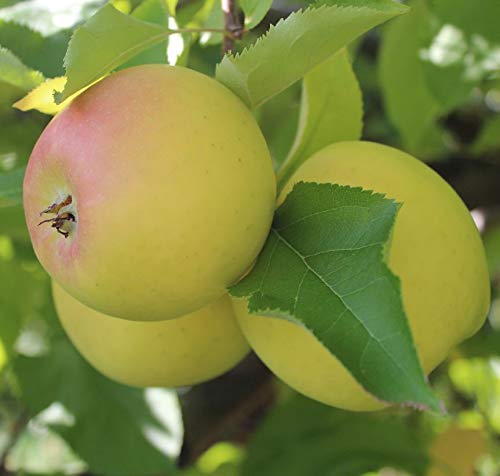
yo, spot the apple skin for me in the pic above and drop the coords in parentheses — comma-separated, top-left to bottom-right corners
(234, 141, 490, 411)
(427, 426, 488, 476)
(52, 282, 250, 387)
(24, 65, 276, 321)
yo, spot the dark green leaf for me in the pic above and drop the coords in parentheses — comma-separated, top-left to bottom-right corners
(231, 182, 440, 411)
(14, 336, 183, 475)
(244, 394, 430, 476)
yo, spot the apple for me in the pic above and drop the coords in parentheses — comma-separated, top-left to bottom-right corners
(52, 282, 250, 387)
(24, 64, 276, 321)
(234, 141, 490, 411)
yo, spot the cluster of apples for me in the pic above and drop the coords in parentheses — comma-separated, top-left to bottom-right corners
(24, 65, 490, 411)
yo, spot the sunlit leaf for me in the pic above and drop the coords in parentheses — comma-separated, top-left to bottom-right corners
(13, 77, 69, 115)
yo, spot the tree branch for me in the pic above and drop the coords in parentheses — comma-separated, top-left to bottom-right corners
(221, 0, 243, 53)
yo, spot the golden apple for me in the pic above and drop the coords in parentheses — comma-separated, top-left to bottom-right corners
(234, 141, 490, 411)
(24, 65, 275, 321)
(52, 282, 250, 387)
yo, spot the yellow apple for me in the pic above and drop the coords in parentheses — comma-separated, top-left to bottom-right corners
(234, 141, 490, 411)
(428, 426, 488, 476)
(24, 65, 276, 321)
(52, 282, 250, 387)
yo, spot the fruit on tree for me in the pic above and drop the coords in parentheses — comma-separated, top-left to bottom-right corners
(24, 64, 276, 321)
(427, 426, 488, 476)
(52, 282, 250, 387)
(233, 141, 490, 411)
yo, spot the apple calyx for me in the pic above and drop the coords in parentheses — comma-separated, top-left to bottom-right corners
(38, 195, 76, 239)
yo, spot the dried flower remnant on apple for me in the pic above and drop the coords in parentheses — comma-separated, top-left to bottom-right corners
(38, 195, 76, 239)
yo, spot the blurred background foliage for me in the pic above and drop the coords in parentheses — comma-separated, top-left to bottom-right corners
(0, 0, 499, 474)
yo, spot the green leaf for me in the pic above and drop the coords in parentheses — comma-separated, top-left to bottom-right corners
(0, 205, 29, 241)
(471, 115, 500, 158)
(198, 0, 223, 46)
(277, 48, 363, 189)
(256, 82, 301, 169)
(6, 423, 86, 475)
(14, 336, 183, 476)
(166, 0, 178, 16)
(0, 20, 70, 77)
(448, 357, 500, 433)
(0, 167, 24, 207)
(0, 257, 48, 360)
(215, 0, 407, 109)
(119, 0, 170, 69)
(379, 0, 445, 158)
(240, 0, 273, 29)
(419, 0, 500, 111)
(0, 0, 99, 35)
(244, 394, 430, 476)
(430, 0, 500, 45)
(57, 4, 171, 103)
(231, 182, 440, 411)
(0, 47, 43, 91)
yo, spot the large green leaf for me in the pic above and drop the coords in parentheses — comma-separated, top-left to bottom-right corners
(277, 48, 363, 189)
(0, 47, 43, 91)
(14, 336, 183, 475)
(57, 4, 171, 102)
(244, 394, 430, 476)
(215, 0, 407, 109)
(231, 182, 440, 411)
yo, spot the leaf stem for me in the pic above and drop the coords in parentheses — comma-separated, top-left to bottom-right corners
(174, 27, 244, 40)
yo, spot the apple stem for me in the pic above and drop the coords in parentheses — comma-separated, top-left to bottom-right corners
(221, 0, 243, 53)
